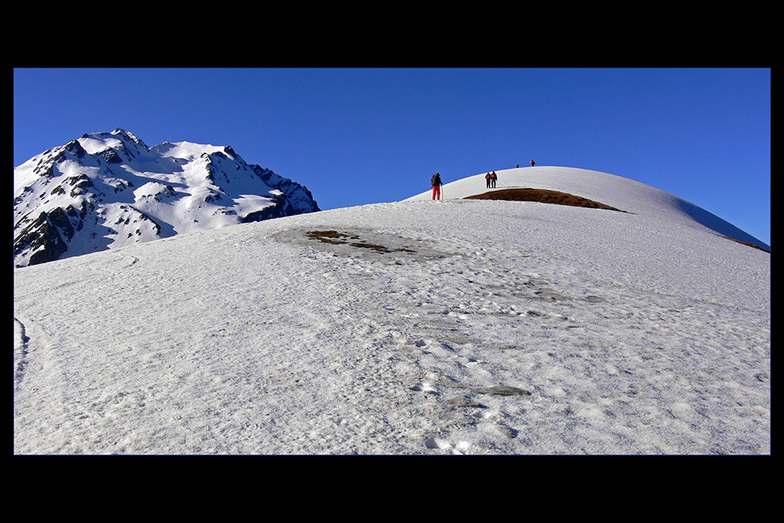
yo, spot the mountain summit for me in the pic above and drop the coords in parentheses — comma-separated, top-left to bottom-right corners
(407, 166, 770, 253)
(13, 129, 320, 267)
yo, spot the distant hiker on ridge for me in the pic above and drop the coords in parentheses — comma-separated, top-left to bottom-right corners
(431, 172, 442, 200)
(491, 171, 497, 188)
(485, 172, 492, 189)
(530, 160, 535, 167)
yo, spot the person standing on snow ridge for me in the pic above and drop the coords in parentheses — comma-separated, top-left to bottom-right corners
(530, 160, 535, 167)
(485, 172, 492, 189)
(491, 171, 497, 188)
(431, 172, 442, 200)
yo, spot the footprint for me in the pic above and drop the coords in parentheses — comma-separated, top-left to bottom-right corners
(469, 385, 532, 397)
(114, 251, 139, 268)
(493, 425, 518, 439)
(424, 437, 451, 450)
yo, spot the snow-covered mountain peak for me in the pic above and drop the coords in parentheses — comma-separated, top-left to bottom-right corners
(78, 128, 150, 158)
(151, 140, 231, 161)
(13, 130, 320, 267)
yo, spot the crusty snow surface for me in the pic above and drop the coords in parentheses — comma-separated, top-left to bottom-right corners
(13, 167, 770, 454)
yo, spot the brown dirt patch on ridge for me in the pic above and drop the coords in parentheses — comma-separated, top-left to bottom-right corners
(306, 230, 415, 253)
(465, 188, 628, 213)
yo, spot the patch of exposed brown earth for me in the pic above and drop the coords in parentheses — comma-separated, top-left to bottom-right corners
(465, 188, 628, 213)
(306, 230, 415, 254)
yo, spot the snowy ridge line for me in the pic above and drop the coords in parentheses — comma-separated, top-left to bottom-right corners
(405, 166, 769, 252)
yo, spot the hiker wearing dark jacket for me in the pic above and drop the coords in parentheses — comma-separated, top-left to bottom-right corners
(431, 172, 442, 200)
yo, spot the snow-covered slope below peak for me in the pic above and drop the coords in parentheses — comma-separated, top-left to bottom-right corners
(405, 166, 769, 251)
(13, 193, 770, 454)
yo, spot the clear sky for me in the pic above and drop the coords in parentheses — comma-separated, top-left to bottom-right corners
(13, 67, 770, 246)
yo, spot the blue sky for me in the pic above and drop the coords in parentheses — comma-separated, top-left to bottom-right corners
(13, 67, 770, 245)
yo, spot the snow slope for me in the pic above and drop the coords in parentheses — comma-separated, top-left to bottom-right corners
(407, 166, 770, 251)
(13, 167, 770, 454)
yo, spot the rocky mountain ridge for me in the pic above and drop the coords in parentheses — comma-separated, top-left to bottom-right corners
(13, 129, 320, 266)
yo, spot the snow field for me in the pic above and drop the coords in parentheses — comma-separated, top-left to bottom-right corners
(13, 169, 770, 454)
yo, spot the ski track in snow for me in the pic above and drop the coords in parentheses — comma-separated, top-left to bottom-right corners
(13, 317, 30, 389)
(13, 176, 770, 454)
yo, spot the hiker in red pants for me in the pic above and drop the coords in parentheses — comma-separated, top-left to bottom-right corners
(431, 172, 442, 200)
